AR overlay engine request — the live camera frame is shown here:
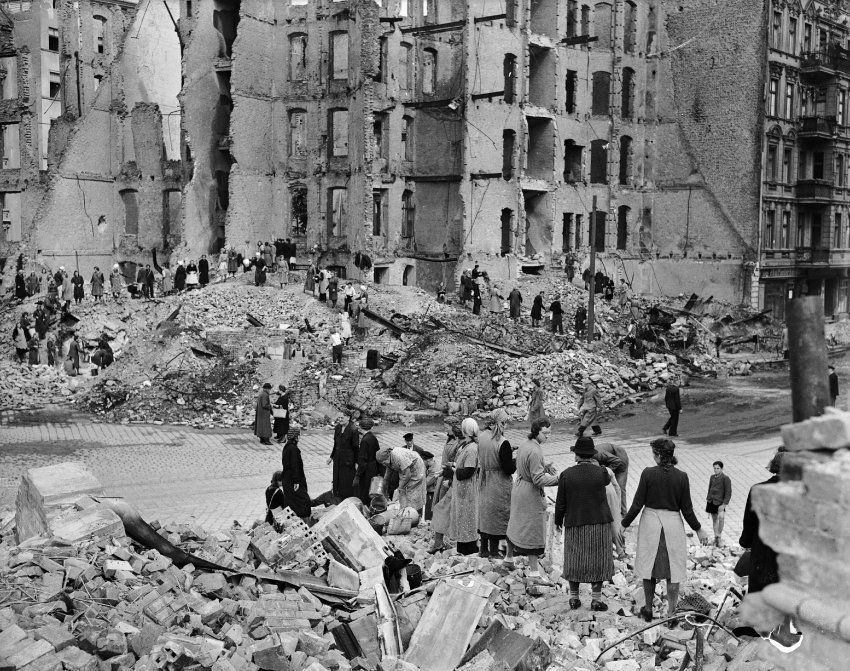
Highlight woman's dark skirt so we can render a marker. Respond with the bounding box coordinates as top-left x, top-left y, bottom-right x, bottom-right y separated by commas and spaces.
563, 523, 614, 583
652, 529, 671, 580
273, 417, 289, 439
